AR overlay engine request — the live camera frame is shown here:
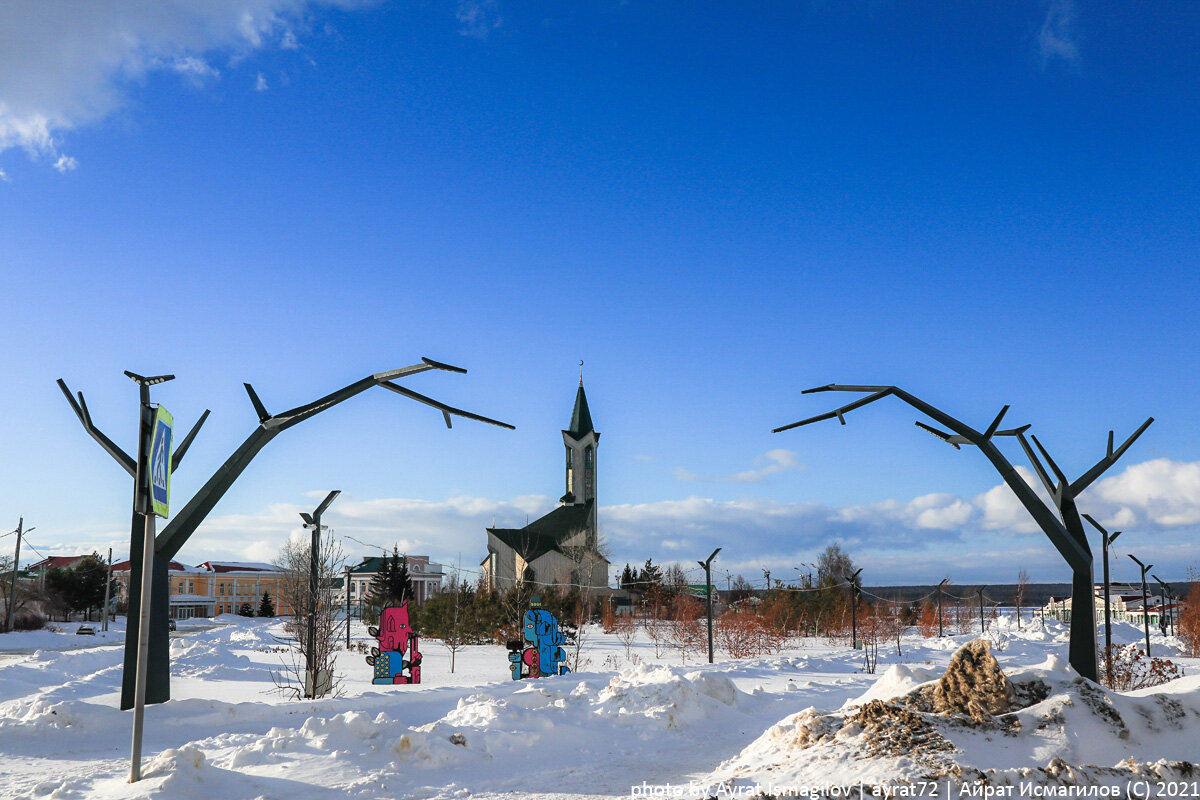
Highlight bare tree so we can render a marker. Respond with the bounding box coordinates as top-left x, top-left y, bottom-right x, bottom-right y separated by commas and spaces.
271, 533, 346, 699
560, 531, 611, 672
